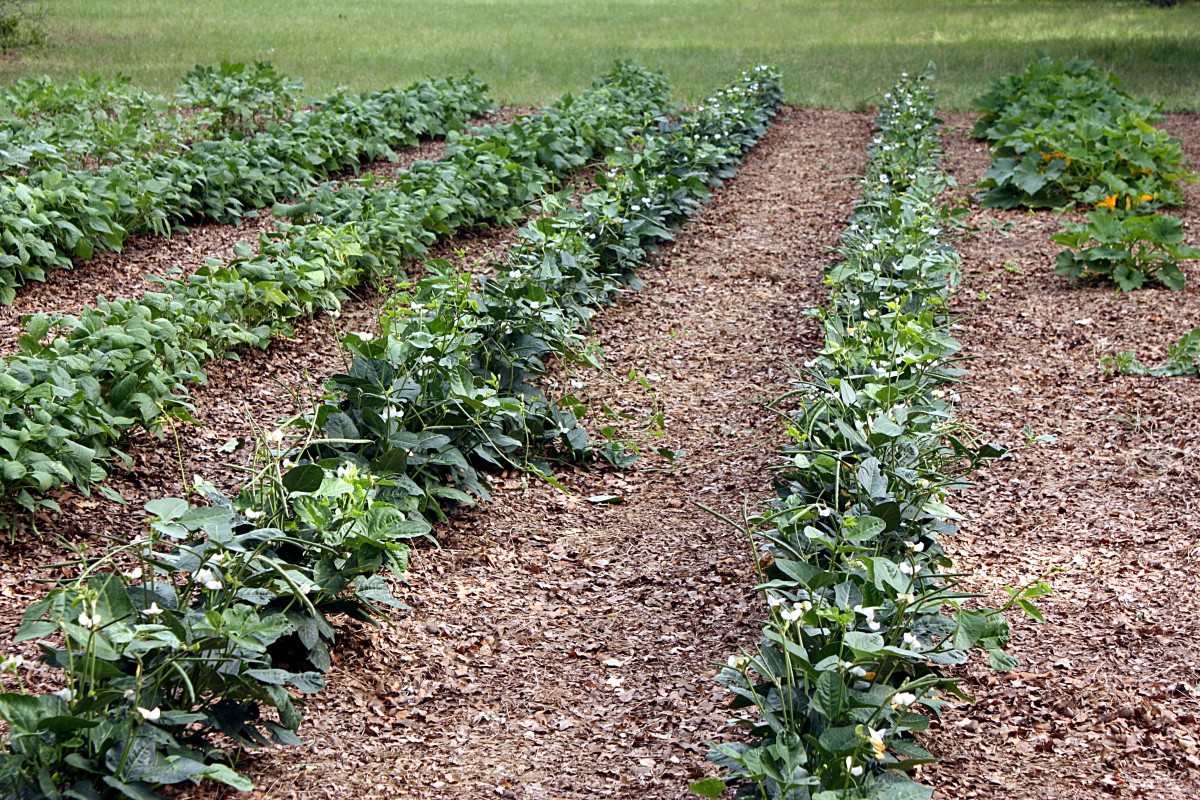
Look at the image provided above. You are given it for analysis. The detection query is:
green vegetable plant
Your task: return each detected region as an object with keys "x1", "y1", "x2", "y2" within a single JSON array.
[
  {"x1": 1104, "y1": 326, "x2": 1200, "y2": 376},
  {"x1": 972, "y1": 58, "x2": 1193, "y2": 210},
  {"x1": 0, "y1": 62, "x2": 672, "y2": 525},
  {"x1": 1052, "y1": 209, "x2": 1199, "y2": 291},
  {"x1": 0, "y1": 71, "x2": 496, "y2": 303},
  {"x1": 175, "y1": 60, "x2": 304, "y2": 134},
  {"x1": 0, "y1": 65, "x2": 786, "y2": 798},
  {"x1": 701, "y1": 71, "x2": 1039, "y2": 800}
]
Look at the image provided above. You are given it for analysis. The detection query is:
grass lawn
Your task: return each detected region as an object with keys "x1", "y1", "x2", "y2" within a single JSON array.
[{"x1": 2, "y1": 0, "x2": 1199, "y2": 109}]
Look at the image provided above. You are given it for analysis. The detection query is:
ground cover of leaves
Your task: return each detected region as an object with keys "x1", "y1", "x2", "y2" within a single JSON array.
[
  {"x1": 0, "y1": 104, "x2": 1197, "y2": 800},
  {"x1": 919, "y1": 114, "x2": 1200, "y2": 800}
]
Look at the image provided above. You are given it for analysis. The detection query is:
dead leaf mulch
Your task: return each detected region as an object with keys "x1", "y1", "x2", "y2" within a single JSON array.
[{"x1": 919, "y1": 114, "x2": 1200, "y2": 800}]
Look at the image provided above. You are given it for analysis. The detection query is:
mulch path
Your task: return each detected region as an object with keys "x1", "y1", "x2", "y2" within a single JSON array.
[
  {"x1": 1, "y1": 102, "x2": 1199, "y2": 800},
  {"x1": 920, "y1": 114, "x2": 1200, "y2": 800}
]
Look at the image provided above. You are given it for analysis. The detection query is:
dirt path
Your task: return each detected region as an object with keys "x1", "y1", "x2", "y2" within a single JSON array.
[{"x1": 920, "y1": 115, "x2": 1200, "y2": 800}]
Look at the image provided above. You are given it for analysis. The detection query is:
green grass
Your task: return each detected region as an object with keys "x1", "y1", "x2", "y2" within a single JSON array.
[{"x1": 4, "y1": 0, "x2": 1200, "y2": 110}]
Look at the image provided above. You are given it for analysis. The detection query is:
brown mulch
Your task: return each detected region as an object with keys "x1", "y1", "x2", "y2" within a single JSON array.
[
  {"x1": 919, "y1": 114, "x2": 1200, "y2": 799},
  {"x1": 1, "y1": 101, "x2": 1197, "y2": 800}
]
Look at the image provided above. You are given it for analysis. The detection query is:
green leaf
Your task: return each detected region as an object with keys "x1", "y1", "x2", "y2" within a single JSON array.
[
  {"x1": 144, "y1": 498, "x2": 188, "y2": 522},
  {"x1": 689, "y1": 778, "x2": 726, "y2": 799},
  {"x1": 810, "y1": 669, "x2": 842, "y2": 722},
  {"x1": 843, "y1": 631, "x2": 885, "y2": 655},
  {"x1": 282, "y1": 463, "x2": 325, "y2": 494}
]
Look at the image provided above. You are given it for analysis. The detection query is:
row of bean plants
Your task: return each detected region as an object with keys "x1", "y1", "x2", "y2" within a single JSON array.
[
  {"x1": 0, "y1": 63, "x2": 673, "y2": 525},
  {"x1": 0, "y1": 66, "x2": 784, "y2": 800},
  {"x1": 697, "y1": 72, "x2": 1041, "y2": 800},
  {"x1": 0, "y1": 71, "x2": 494, "y2": 303},
  {"x1": 972, "y1": 58, "x2": 1198, "y2": 292},
  {"x1": 0, "y1": 62, "x2": 305, "y2": 175}
]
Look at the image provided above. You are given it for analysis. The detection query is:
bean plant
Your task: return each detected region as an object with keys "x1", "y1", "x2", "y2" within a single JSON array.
[
  {"x1": 0, "y1": 71, "x2": 495, "y2": 303},
  {"x1": 0, "y1": 65, "x2": 785, "y2": 799},
  {"x1": 0, "y1": 62, "x2": 672, "y2": 525},
  {"x1": 697, "y1": 72, "x2": 1044, "y2": 800}
]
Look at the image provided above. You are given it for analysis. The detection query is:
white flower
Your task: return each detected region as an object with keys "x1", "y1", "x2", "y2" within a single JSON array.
[
  {"x1": 846, "y1": 756, "x2": 864, "y2": 777},
  {"x1": 55, "y1": 688, "x2": 75, "y2": 702},
  {"x1": 348, "y1": 331, "x2": 371, "y2": 340},
  {"x1": 898, "y1": 562, "x2": 915, "y2": 575},
  {"x1": 903, "y1": 632, "x2": 924, "y2": 651},
  {"x1": 78, "y1": 611, "x2": 100, "y2": 630},
  {"x1": 243, "y1": 508, "x2": 264, "y2": 521},
  {"x1": 780, "y1": 603, "x2": 806, "y2": 623},
  {"x1": 195, "y1": 569, "x2": 222, "y2": 591},
  {"x1": 853, "y1": 605, "x2": 881, "y2": 631},
  {"x1": 890, "y1": 691, "x2": 918, "y2": 710},
  {"x1": 508, "y1": 270, "x2": 522, "y2": 279},
  {"x1": 336, "y1": 463, "x2": 358, "y2": 481},
  {"x1": 137, "y1": 706, "x2": 161, "y2": 722},
  {"x1": 849, "y1": 665, "x2": 868, "y2": 678},
  {"x1": 265, "y1": 429, "x2": 285, "y2": 446},
  {"x1": 896, "y1": 593, "x2": 917, "y2": 605},
  {"x1": 726, "y1": 655, "x2": 749, "y2": 670},
  {"x1": 1, "y1": 654, "x2": 24, "y2": 671},
  {"x1": 766, "y1": 595, "x2": 785, "y2": 608},
  {"x1": 141, "y1": 603, "x2": 164, "y2": 618},
  {"x1": 124, "y1": 566, "x2": 143, "y2": 581},
  {"x1": 298, "y1": 582, "x2": 319, "y2": 595}
]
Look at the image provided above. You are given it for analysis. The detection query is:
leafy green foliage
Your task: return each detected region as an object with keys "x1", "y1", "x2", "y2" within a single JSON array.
[
  {"x1": 0, "y1": 65, "x2": 785, "y2": 799},
  {"x1": 0, "y1": 70, "x2": 495, "y2": 303},
  {"x1": 708, "y1": 71, "x2": 1025, "y2": 800},
  {"x1": 0, "y1": 63, "x2": 673, "y2": 523},
  {"x1": 1052, "y1": 210, "x2": 1200, "y2": 291},
  {"x1": 176, "y1": 60, "x2": 304, "y2": 133},
  {"x1": 973, "y1": 58, "x2": 1193, "y2": 209},
  {"x1": 1104, "y1": 326, "x2": 1200, "y2": 377}
]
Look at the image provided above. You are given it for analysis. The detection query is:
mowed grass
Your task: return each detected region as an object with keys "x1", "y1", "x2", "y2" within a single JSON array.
[{"x1": 3, "y1": 0, "x2": 1200, "y2": 109}]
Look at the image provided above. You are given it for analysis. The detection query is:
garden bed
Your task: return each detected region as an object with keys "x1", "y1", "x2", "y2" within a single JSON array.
[{"x1": 0, "y1": 88, "x2": 1197, "y2": 800}]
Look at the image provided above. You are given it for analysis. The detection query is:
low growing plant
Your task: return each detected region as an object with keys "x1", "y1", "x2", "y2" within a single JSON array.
[
  {"x1": 973, "y1": 58, "x2": 1193, "y2": 210},
  {"x1": 1052, "y1": 209, "x2": 1200, "y2": 291},
  {"x1": 701, "y1": 70, "x2": 1040, "y2": 800}
]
